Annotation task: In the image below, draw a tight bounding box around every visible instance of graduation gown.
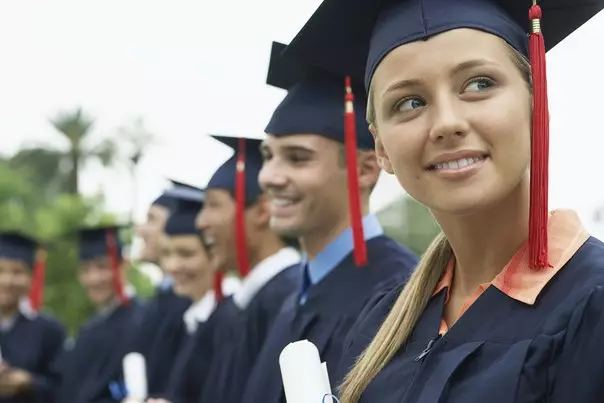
[57,299,144,403]
[242,235,418,403]
[337,210,604,403]
[129,285,190,396]
[163,296,239,403]
[199,262,302,403]
[0,313,65,403]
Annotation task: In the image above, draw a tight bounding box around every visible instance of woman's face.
[161,234,214,300]
[370,28,532,216]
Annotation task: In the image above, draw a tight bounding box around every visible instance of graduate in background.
[147,184,237,403]
[241,41,418,403]
[0,232,65,403]
[196,135,302,403]
[131,183,194,396]
[283,0,604,402]
[58,226,144,403]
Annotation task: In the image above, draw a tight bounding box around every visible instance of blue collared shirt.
[300,214,384,303]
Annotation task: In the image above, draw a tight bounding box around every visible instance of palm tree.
[118,117,155,224]
[49,108,117,194]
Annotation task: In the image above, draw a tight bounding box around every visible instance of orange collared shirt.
[434,209,590,335]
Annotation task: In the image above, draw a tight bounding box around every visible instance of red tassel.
[528,4,550,269]
[105,229,129,305]
[235,138,250,277]
[213,272,224,302]
[344,76,368,266]
[28,250,47,312]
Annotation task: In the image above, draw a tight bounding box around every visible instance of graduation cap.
[164,185,205,236]
[286,0,604,269]
[0,232,48,312]
[206,134,264,278]
[151,179,200,211]
[77,225,129,305]
[266,41,372,266]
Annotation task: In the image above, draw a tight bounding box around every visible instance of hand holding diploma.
[279,340,335,403]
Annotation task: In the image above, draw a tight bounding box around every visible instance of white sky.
[1,1,604,239]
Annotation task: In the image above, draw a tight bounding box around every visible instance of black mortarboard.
[77,225,129,304]
[206,134,264,277]
[77,225,124,262]
[286,0,604,268]
[265,41,373,150]
[151,193,174,210]
[286,0,603,88]
[206,135,264,206]
[151,179,200,211]
[0,232,49,311]
[0,232,39,268]
[164,186,205,236]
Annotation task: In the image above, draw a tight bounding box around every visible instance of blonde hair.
[339,233,451,402]
[340,44,532,403]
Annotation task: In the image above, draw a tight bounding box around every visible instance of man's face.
[258,134,350,239]
[137,205,170,264]
[78,257,118,306]
[196,189,238,272]
[0,258,31,310]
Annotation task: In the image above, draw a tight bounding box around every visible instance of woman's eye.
[464,77,495,92]
[395,97,425,113]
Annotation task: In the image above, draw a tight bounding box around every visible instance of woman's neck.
[433,178,530,297]
[300,202,370,260]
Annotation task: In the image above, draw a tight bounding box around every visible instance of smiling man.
[58,225,144,403]
[240,42,419,403]
[0,232,65,403]
[195,134,302,403]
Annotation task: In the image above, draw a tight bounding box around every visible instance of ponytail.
[339,232,452,402]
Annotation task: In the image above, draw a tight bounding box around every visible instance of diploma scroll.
[122,352,147,402]
[279,340,334,403]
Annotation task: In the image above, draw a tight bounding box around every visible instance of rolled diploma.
[279,340,332,403]
[122,352,147,399]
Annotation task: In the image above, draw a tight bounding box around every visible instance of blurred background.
[1,0,603,334]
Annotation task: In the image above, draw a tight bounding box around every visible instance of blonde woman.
[285,0,604,401]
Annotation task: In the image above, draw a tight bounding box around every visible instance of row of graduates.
[0,37,420,402]
[9,0,604,400]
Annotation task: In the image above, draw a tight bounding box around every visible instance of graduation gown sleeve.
[28,317,67,402]
[0,314,66,403]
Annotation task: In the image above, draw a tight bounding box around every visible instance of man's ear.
[246,195,271,228]
[370,125,394,174]
[357,150,381,192]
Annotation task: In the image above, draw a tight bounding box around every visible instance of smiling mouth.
[428,155,487,171]
[201,234,216,252]
[270,196,300,207]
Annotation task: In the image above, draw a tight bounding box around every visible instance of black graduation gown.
[57,299,144,403]
[129,286,190,396]
[0,313,65,403]
[199,263,302,403]
[163,296,239,403]
[242,235,418,403]
[337,236,604,403]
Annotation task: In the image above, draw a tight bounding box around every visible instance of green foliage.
[0,111,157,335]
[378,196,441,256]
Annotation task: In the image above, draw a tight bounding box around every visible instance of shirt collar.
[304,214,384,286]
[433,209,589,305]
[233,247,301,309]
[183,290,217,334]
